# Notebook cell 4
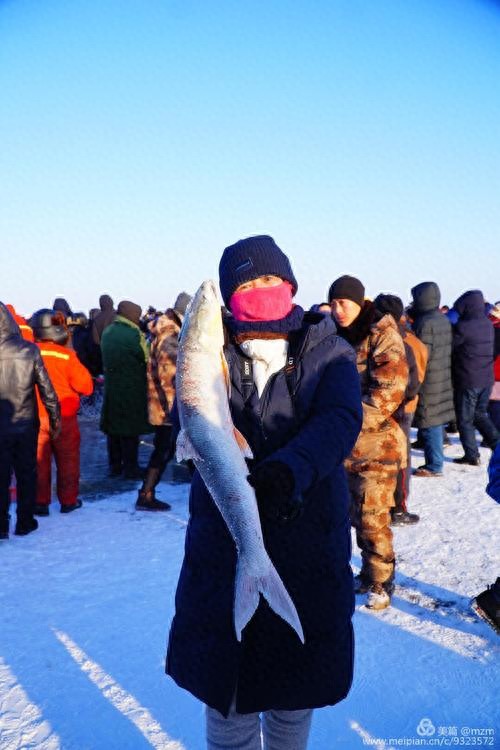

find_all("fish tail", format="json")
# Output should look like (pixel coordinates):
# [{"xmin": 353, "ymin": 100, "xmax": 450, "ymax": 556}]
[
  {"xmin": 234, "ymin": 560, "xmax": 305, "ymax": 644},
  {"xmin": 234, "ymin": 563, "xmax": 261, "ymax": 642}
]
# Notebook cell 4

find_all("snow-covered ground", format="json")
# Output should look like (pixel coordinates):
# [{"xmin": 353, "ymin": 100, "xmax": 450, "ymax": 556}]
[{"xmin": 1, "ymin": 435, "xmax": 499, "ymax": 750}]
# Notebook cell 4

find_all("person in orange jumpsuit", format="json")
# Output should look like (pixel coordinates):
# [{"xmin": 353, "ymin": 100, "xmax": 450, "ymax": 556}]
[
  {"xmin": 31, "ymin": 309, "xmax": 93, "ymax": 514},
  {"xmin": 6, "ymin": 304, "xmax": 34, "ymax": 341}
]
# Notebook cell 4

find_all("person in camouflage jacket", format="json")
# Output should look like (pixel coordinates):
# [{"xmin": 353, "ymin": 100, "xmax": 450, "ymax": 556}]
[
  {"xmin": 136, "ymin": 293, "xmax": 192, "ymax": 511},
  {"xmin": 329, "ymin": 276, "xmax": 408, "ymax": 610}
]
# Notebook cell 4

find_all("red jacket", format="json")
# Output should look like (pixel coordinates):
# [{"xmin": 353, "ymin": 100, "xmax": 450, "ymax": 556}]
[
  {"xmin": 6, "ymin": 304, "xmax": 34, "ymax": 342},
  {"xmin": 36, "ymin": 342, "xmax": 93, "ymax": 418}
]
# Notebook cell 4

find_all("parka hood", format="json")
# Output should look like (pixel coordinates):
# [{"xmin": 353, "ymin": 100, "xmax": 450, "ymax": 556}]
[
  {"xmin": 99, "ymin": 294, "xmax": 114, "ymax": 311},
  {"xmin": 0, "ymin": 302, "xmax": 21, "ymax": 344},
  {"xmin": 453, "ymin": 290, "xmax": 485, "ymax": 320},
  {"xmin": 411, "ymin": 282, "xmax": 441, "ymax": 314},
  {"xmin": 53, "ymin": 298, "xmax": 72, "ymax": 316}
]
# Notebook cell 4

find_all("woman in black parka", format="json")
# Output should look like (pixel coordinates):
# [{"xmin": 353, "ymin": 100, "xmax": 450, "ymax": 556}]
[{"xmin": 166, "ymin": 237, "xmax": 362, "ymax": 750}]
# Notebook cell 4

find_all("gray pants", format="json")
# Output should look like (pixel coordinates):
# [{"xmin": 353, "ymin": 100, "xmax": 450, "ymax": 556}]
[{"xmin": 206, "ymin": 701, "xmax": 313, "ymax": 750}]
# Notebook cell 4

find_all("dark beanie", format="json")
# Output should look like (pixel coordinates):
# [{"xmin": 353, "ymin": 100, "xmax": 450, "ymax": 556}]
[
  {"xmin": 218, "ymin": 235, "xmax": 298, "ymax": 306},
  {"xmin": 374, "ymin": 293, "xmax": 404, "ymax": 323},
  {"xmin": 327, "ymin": 275, "xmax": 365, "ymax": 307},
  {"xmin": 117, "ymin": 300, "xmax": 142, "ymax": 326}
]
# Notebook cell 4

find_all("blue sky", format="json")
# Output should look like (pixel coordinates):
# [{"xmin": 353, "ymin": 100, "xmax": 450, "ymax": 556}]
[{"xmin": 1, "ymin": 0, "xmax": 499, "ymax": 316}]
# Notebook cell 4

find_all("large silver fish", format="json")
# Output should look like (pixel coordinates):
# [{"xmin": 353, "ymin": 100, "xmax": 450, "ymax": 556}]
[{"xmin": 175, "ymin": 280, "xmax": 304, "ymax": 644}]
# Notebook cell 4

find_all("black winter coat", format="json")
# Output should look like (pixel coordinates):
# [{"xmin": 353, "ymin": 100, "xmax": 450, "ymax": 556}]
[
  {"xmin": 411, "ymin": 282, "xmax": 455, "ymax": 428},
  {"xmin": 166, "ymin": 313, "xmax": 363, "ymax": 716},
  {"xmin": 0, "ymin": 302, "xmax": 60, "ymax": 434},
  {"xmin": 452, "ymin": 290, "xmax": 495, "ymax": 391}
]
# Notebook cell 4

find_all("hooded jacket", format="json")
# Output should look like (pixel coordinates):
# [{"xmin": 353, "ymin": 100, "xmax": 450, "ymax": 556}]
[
  {"xmin": 0, "ymin": 302, "xmax": 60, "ymax": 434},
  {"xmin": 411, "ymin": 282, "xmax": 455, "ymax": 428},
  {"xmin": 52, "ymin": 298, "xmax": 72, "ymax": 318},
  {"xmin": 91, "ymin": 295, "xmax": 116, "ymax": 345},
  {"xmin": 452, "ymin": 290, "xmax": 495, "ymax": 390},
  {"xmin": 166, "ymin": 313, "xmax": 362, "ymax": 716}
]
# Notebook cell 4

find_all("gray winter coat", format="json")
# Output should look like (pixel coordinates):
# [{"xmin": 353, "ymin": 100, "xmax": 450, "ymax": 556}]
[{"xmin": 411, "ymin": 282, "xmax": 455, "ymax": 428}]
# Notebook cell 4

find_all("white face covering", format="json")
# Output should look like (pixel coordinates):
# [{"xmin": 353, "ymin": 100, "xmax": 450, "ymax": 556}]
[{"xmin": 239, "ymin": 338, "xmax": 289, "ymax": 397}]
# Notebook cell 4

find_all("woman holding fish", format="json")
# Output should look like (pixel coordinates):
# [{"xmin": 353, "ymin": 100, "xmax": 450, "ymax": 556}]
[{"xmin": 166, "ymin": 236, "xmax": 363, "ymax": 749}]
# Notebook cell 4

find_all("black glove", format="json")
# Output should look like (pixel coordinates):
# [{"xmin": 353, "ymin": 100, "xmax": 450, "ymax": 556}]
[{"xmin": 248, "ymin": 461, "xmax": 301, "ymax": 523}]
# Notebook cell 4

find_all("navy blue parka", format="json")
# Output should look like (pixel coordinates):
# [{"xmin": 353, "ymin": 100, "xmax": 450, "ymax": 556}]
[
  {"xmin": 166, "ymin": 313, "xmax": 363, "ymax": 716},
  {"xmin": 452, "ymin": 290, "xmax": 495, "ymax": 391}
]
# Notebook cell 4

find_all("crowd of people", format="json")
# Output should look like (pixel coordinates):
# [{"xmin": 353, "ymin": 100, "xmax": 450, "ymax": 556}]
[{"xmin": 0, "ymin": 235, "xmax": 498, "ymax": 749}]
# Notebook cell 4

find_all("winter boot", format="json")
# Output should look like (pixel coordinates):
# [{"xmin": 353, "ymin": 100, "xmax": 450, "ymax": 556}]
[
  {"xmin": 353, "ymin": 573, "xmax": 370, "ymax": 594},
  {"xmin": 14, "ymin": 517, "xmax": 38, "ymax": 536},
  {"xmin": 471, "ymin": 579, "xmax": 500, "ymax": 634},
  {"xmin": 391, "ymin": 510, "xmax": 420, "ymax": 526},
  {"xmin": 60, "ymin": 500, "xmax": 83, "ymax": 514},
  {"xmin": 136, "ymin": 489, "xmax": 171, "ymax": 512},
  {"xmin": 0, "ymin": 514, "xmax": 10, "ymax": 540},
  {"xmin": 413, "ymin": 466, "xmax": 443, "ymax": 477},
  {"xmin": 366, "ymin": 583, "xmax": 391, "ymax": 610},
  {"xmin": 34, "ymin": 503, "xmax": 50, "ymax": 516},
  {"xmin": 453, "ymin": 455, "xmax": 481, "ymax": 466}
]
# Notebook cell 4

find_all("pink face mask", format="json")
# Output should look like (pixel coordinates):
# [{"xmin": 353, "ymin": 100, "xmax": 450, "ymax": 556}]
[{"xmin": 230, "ymin": 281, "xmax": 294, "ymax": 322}]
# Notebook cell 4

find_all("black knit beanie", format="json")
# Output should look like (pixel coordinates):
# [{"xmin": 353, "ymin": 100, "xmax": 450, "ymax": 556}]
[
  {"xmin": 327, "ymin": 275, "xmax": 365, "ymax": 307},
  {"xmin": 117, "ymin": 300, "xmax": 142, "ymax": 326},
  {"xmin": 373, "ymin": 293, "xmax": 404, "ymax": 323},
  {"xmin": 218, "ymin": 235, "xmax": 298, "ymax": 306}
]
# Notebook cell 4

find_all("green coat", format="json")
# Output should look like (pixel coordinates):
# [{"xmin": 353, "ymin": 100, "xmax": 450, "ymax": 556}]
[{"xmin": 100, "ymin": 316, "xmax": 152, "ymax": 436}]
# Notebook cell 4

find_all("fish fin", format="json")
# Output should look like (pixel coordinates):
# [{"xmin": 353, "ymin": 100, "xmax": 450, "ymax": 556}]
[
  {"xmin": 259, "ymin": 563, "xmax": 305, "ymax": 644},
  {"xmin": 176, "ymin": 429, "xmax": 200, "ymax": 462},
  {"xmin": 233, "ymin": 560, "xmax": 305, "ymax": 644},
  {"xmin": 234, "ymin": 562, "xmax": 260, "ymax": 642},
  {"xmin": 233, "ymin": 428, "xmax": 253, "ymax": 459}
]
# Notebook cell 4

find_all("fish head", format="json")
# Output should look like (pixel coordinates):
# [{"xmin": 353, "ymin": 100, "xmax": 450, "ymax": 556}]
[{"xmin": 180, "ymin": 279, "xmax": 224, "ymax": 353}]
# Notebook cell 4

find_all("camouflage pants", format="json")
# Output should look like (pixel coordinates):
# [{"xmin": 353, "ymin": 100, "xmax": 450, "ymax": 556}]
[{"xmin": 347, "ymin": 469, "xmax": 397, "ymax": 587}]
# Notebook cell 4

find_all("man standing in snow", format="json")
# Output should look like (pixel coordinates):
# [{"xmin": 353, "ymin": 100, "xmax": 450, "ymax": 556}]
[
  {"xmin": 0, "ymin": 302, "xmax": 60, "ymax": 538},
  {"xmin": 410, "ymin": 282, "xmax": 455, "ymax": 477},
  {"xmin": 329, "ymin": 276, "xmax": 408, "ymax": 610},
  {"xmin": 100, "ymin": 300, "xmax": 151, "ymax": 479},
  {"xmin": 91, "ymin": 294, "xmax": 116, "ymax": 347},
  {"xmin": 31, "ymin": 309, "xmax": 93, "ymax": 515},
  {"xmin": 451, "ymin": 290, "xmax": 499, "ymax": 465},
  {"xmin": 136, "ymin": 292, "xmax": 192, "ymax": 511},
  {"xmin": 374, "ymin": 294, "xmax": 428, "ymax": 526}
]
